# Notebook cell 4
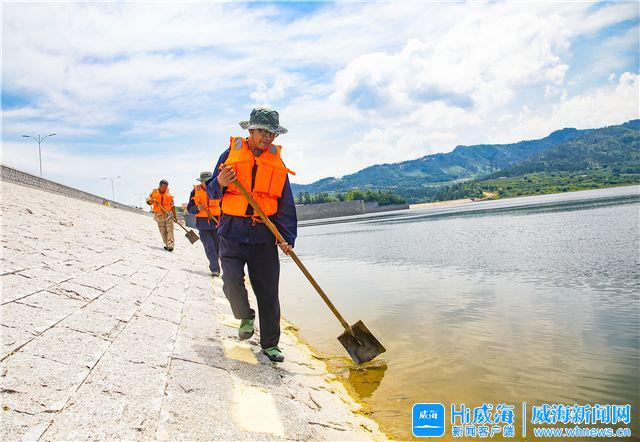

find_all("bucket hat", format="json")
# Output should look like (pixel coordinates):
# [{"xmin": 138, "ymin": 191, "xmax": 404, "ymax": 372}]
[
  {"xmin": 239, "ymin": 107, "xmax": 287, "ymax": 135},
  {"xmin": 197, "ymin": 171, "xmax": 212, "ymax": 182}
]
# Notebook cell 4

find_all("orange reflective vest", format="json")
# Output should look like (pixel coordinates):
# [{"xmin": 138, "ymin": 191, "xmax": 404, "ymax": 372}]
[
  {"xmin": 192, "ymin": 184, "xmax": 221, "ymax": 218},
  {"xmin": 150, "ymin": 189, "xmax": 174, "ymax": 214},
  {"xmin": 221, "ymin": 136, "xmax": 294, "ymax": 217}
]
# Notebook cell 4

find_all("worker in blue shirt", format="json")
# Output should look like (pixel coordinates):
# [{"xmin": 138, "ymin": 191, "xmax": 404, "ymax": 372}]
[
  {"xmin": 207, "ymin": 107, "xmax": 297, "ymax": 362},
  {"xmin": 186, "ymin": 171, "xmax": 221, "ymax": 276}
]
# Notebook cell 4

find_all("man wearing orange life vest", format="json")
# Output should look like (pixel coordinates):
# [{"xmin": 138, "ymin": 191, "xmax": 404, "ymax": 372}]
[
  {"xmin": 146, "ymin": 179, "xmax": 177, "ymax": 252},
  {"xmin": 208, "ymin": 107, "xmax": 297, "ymax": 363},
  {"xmin": 187, "ymin": 171, "xmax": 221, "ymax": 276}
]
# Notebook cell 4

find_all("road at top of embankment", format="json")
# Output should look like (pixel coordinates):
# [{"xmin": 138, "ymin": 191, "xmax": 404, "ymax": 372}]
[{"xmin": 0, "ymin": 180, "xmax": 385, "ymax": 441}]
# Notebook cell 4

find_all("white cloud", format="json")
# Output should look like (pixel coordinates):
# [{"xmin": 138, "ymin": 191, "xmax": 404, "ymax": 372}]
[
  {"xmin": 1, "ymin": 1, "xmax": 638, "ymax": 197},
  {"xmin": 509, "ymin": 72, "xmax": 640, "ymax": 139}
]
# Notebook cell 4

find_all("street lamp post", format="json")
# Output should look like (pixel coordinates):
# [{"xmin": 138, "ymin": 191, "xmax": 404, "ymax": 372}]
[
  {"xmin": 21, "ymin": 133, "xmax": 56, "ymax": 177},
  {"xmin": 134, "ymin": 192, "xmax": 144, "ymax": 208},
  {"xmin": 102, "ymin": 176, "xmax": 122, "ymax": 201}
]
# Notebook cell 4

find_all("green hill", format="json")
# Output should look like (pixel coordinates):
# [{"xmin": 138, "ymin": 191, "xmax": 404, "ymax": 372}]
[
  {"xmin": 432, "ymin": 120, "xmax": 640, "ymax": 201},
  {"xmin": 292, "ymin": 120, "xmax": 639, "ymax": 203},
  {"xmin": 490, "ymin": 120, "xmax": 640, "ymax": 178},
  {"xmin": 292, "ymin": 127, "xmax": 588, "ymax": 198}
]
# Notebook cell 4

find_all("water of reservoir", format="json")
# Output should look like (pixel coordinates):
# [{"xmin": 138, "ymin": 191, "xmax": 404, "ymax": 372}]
[{"xmin": 278, "ymin": 186, "xmax": 640, "ymax": 440}]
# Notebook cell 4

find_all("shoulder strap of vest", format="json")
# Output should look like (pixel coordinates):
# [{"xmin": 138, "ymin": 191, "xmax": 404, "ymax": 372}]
[
  {"xmin": 267, "ymin": 144, "xmax": 280, "ymax": 156},
  {"xmin": 258, "ymin": 144, "xmax": 296, "ymax": 176},
  {"xmin": 230, "ymin": 136, "xmax": 245, "ymax": 151}
]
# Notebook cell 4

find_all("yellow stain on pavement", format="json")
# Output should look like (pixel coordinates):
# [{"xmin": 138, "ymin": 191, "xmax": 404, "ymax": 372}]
[
  {"xmin": 220, "ymin": 313, "xmax": 240, "ymax": 328},
  {"xmin": 232, "ymin": 383, "xmax": 285, "ymax": 437},
  {"xmin": 223, "ymin": 339, "xmax": 257, "ymax": 365}
]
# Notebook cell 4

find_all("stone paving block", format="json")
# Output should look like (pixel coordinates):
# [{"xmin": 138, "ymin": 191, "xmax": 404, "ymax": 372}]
[
  {"xmin": 71, "ymin": 253, "xmax": 118, "ymax": 271},
  {"xmin": 177, "ymin": 307, "xmax": 219, "ymax": 341},
  {"xmin": 0, "ymin": 302, "xmax": 65, "ymax": 335},
  {"xmin": 0, "ymin": 409, "xmax": 52, "ymax": 441},
  {"xmin": 104, "ymin": 280, "xmax": 151, "ymax": 305},
  {"xmin": 42, "ymin": 360, "xmax": 167, "ymax": 440},
  {"xmin": 60, "ymin": 308, "xmax": 127, "ymax": 341},
  {"xmin": 0, "ymin": 258, "xmax": 26, "ymax": 276},
  {"xmin": 140, "ymin": 298, "xmax": 183, "ymax": 325},
  {"xmin": 1, "ymin": 244, "xmax": 35, "ymax": 265},
  {"xmin": 187, "ymin": 276, "xmax": 214, "ymax": 292},
  {"xmin": 17, "ymin": 266, "xmax": 72, "ymax": 285},
  {"xmin": 128, "ymin": 312, "xmax": 180, "ymax": 340},
  {"xmin": 0, "ymin": 352, "xmax": 89, "ymax": 415},
  {"xmin": 155, "ymin": 291, "xmax": 187, "ymax": 310},
  {"xmin": 107, "ymin": 326, "xmax": 174, "ymax": 368},
  {"xmin": 171, "ymin": 333, "xmax": 226, "ymax": 370},
  {"xmin": 41, "ymin": 395, "xmax": 156, "ymax": 440},
  {"xmin": 42, "ymin": 246, "xmax": 78, "ymax": 260},
  {"xmin": 127, "ymin": 270, "xmax": 165, "ymax": 289},
  {"xmin": 23, "ymin": 327, "xmax": 111, "ymax": 369},
  {"xmin": 70, "ymin": 270, "xmax": 121, "ymax": 292},
  {"xmin": 22, "ymin": 260, "xmax": 84, "ymax": 282},
  {"xmin": 1, "ymin": 324, "xmax": 36, "ymax": 359},
  {"xmin": 48, "ymin": 280, "xmax": 103, "ymax": 302},
  {"xmin": 0, "ymin": 273, "xmax": 51, "ymax": 303},
  {"xmin": 99, "ymin": 260, "xmax": 138, "ymax": 278},
  {"xmin": 88, "ymin": 293, "xmax": 140, "ymax": 323},
  {"xmin": 155, "ymin": 358, "xmax": 239, "ymax": 441},
  {"xmin": 17, "ymin": 290, "xmax": 86, "ymax": 316}
]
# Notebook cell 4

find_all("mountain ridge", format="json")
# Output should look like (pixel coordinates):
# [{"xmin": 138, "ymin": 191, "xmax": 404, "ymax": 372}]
[
  {"xmin": 292, "ymin": 126, "xmax": 592, "ymax": 194},
  {"xmin": 291, "ymin": 120, "xmax": 637, "ymax": 202}
]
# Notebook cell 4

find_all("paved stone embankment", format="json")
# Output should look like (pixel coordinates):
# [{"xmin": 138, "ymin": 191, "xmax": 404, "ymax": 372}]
[{"xmin": 0, "ymin": 181, "xmax": 386, "ymax": 441}]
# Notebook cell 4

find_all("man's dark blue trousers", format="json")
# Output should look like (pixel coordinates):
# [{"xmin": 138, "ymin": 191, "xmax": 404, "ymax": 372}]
[
  {"xmin": 219, "ymin": 236, "xmax": 280, "ymax": 349},
  {"xmin": 200, "ymin": 229, "xmax": 220, "ymax": 273}
]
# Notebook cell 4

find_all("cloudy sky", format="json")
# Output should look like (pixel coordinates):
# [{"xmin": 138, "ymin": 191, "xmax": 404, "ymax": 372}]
[{"xmin": 2, "ymin": 1, "xmax": 638, "ymax": 205}]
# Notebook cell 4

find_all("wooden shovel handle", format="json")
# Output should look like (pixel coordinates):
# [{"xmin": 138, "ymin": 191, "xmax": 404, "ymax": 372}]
[
  {"xmin": 157, "ymin": 204, "xmax": 190, "ymax": 234},
  {"xmin": 232, "ymin": 179, "xmax": 352, "ymax": 332}
]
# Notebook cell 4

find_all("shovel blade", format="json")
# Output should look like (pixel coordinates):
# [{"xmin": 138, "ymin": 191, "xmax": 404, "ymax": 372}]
[
  {"xmin": 185, "ymin": 230, "xmax": 200, "ymax": 244},
  {"xmin": 337, "ymin": 320, "xmax": 386, "ymax": 364}
]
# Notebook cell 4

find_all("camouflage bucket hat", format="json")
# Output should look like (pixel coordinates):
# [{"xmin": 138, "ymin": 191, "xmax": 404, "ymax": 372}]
[
  {"xmin": 239, "ymin": 107, "xmax": 288, "ymax": 135},
  {"xmin": 197, "ymin": 171, "xmax": 212, "ymax": 182}
]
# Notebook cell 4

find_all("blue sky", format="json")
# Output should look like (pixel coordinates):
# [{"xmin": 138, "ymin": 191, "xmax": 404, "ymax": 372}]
[{"xmin": 2, "ymin": 1, "xmax": 638, "ymax": 205}]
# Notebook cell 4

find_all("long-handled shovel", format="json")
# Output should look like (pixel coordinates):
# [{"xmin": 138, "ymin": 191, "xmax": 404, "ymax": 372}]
[
  {"xmin": 233, "ymin": 179, "xmax": 386, "ymax": 364},
  {"xmin": 157, "ymin": 204, "xmax": 200, "ymax": 244}
]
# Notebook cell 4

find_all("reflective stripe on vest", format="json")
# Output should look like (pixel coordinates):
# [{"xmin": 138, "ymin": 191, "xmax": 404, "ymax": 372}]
[
  {"xmin": 193, "ymin": 185, "xmax": 221, "ymax": 218},
  {"xmin": 150, "ymin": 189, "xmax": 174, "ymax": 213},
  {"xmin": 221, "ymin": 136, "xmax": 294, "ymax": 217}
]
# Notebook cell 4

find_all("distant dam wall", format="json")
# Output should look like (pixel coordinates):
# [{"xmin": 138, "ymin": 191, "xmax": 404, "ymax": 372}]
[
  {"xmin": 364, "ymin": 201, "xmax": 411, "ymax": 213},
  {"xmin": 296, "ymin": 200, "xmax": 409, "ymax": 221},
  {"xmin": 184, "ymin": 200, "xmax": 408, "ymax": 224},
  {"xmin": 0, "ymin": 164, "xmax": 147, "ymax": 215}
]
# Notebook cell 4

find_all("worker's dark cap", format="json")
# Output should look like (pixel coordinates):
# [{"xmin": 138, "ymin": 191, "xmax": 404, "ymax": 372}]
[{"xmin": 159, "ymin": 179, "xmax": 169, "ymax": 185}]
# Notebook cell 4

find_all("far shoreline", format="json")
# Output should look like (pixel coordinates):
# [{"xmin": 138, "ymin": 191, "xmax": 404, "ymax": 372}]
[{"xmin": 299, "ymin": 183, "xmax": 639, "ymax": 227}]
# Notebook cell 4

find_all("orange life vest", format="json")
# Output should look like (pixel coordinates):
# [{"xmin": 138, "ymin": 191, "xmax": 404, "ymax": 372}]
[
  {"xmin": 221, "ymin": 136, "xmax": 294, "ymax": 217},
  {"xmin": 150, "ymin": 189, "xmax": 174, "ymax": 214},
  {"xmin": 192, "ymin": 184, "xmax": 221, "ymax": 218}
]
